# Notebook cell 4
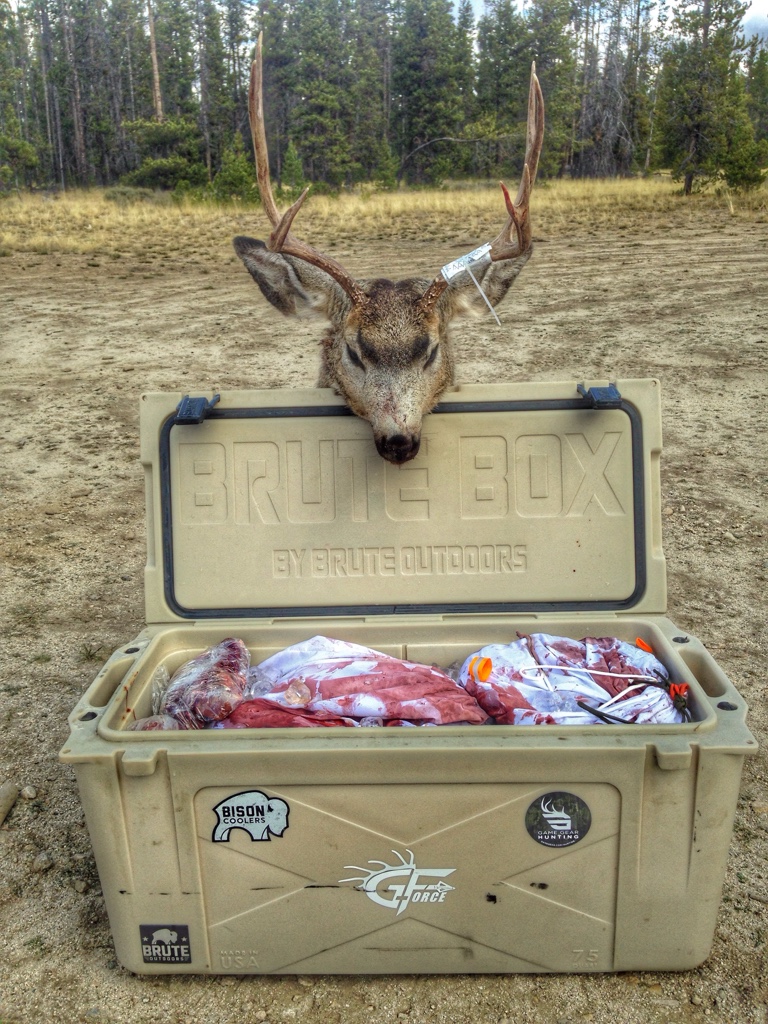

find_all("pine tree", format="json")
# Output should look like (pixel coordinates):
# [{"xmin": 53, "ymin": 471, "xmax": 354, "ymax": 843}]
[
  {"xmin": 476, "ymin": 0, "xmax": 526, "ymax": 127},
  {"xmin": 104, "ymin": 0, "xmax": 155, "ymax": 174},
  {"xmin": 523, "ymin": 0, "xmax": 576, "ymax": 177},
  {"xmin": 475, "ymin": 0, "xmax": 527, "ymax": 177},
  {"xmin": 454, "ymin": 0, "xmax": 475, "ymax": 126},
  {"xmin": 221, "ymin": 0, "xmax": 250, "ymax": 140},
  {"xmin": 656, "ymin": 0, "xmax": 763, "ymax": 192},
  {"xmin": 392, "ymin": 0, "xmax": 463, "ymax": 184},
  {"xmin": 154, "ymin": 0, "xmax": 197, "ymax": 117},
  {"xmin": 280, "ymin": 138, "xmax": 305, "ymax": 195},
  {"xmin": 257, "ymin": 0, "xmax": 296, "ymax": 186},
  {"xmin": 194, "ymin": 0, "xmax": 231, "ymax": 179},
  {"xmin": 745, "ymin": 36, "xmax": 768, "ymax": 145},
  {"xmin": 212, "ymin": 129, "xmax": 257, "ymax": 199},
  {"xmin": 0, "ymin": 3, "xmax": 31, "ymax": 189},
  {"xmin": 347, "ymin": 0, "xmax": 392, "ymax": 183},
  {"xmin": 289, "ymin": 0, "xmax": 354, "ymax": 187}
]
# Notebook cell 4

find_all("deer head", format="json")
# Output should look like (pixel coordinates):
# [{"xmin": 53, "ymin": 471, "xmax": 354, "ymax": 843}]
[{"xmin": 234, "ymin": 34, "xmax": 544, "ymax": 464}]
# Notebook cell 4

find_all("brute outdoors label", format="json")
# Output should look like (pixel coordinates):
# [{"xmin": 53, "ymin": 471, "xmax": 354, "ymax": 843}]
[
  {"xmin": 525, "ymin": 792, "xmax": 592, "ymax": 848},
  {"xmin": 140, "ymin": 924, "xmax": 192, "ymax": 964}
]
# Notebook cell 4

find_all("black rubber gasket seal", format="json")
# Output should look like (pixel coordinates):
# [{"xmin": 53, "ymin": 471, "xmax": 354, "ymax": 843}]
[{"xmin": 158, "ymin": 397, "xmax": 646, "ymax": 619}]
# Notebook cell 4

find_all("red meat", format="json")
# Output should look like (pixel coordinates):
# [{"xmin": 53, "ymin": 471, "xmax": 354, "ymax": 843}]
[
  {"xmin": 217, "ymin": 699, "xmax": 357, "ymax": 729},
  {"xmin": 160, "ymin": 637, "xmax": 249, "ymax": 728}
]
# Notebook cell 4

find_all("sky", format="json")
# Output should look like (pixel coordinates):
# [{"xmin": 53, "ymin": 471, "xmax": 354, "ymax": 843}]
[
  {"xmin": 744, "ymin": 0, "xmax": 768, "ymax": 38},
  {"xmin": 465, "ymin": 0, "xmax": 768, "ymax": 40}
]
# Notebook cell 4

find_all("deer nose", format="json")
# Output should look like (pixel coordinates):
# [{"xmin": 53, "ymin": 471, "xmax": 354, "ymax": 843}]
[{"xmin": 376, "ymin": 433, "xmax": 421, "ymax": 464}]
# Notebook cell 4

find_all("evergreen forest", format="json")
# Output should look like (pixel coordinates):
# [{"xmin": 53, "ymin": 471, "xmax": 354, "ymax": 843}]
[{"xmin": 1, "ymin": 0, "xmax": 767, "ymax": 198}]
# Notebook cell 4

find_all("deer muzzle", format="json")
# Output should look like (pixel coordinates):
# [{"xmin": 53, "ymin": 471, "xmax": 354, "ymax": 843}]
[{"xmin": 375, "ymin": 432, "xmax": 421, "ymax": 464}]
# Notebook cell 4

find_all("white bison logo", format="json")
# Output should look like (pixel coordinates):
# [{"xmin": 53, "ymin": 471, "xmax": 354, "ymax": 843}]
[
  {"xmin": 212, "ymin": 790, "xmax": 290, "ymax": 842},
  {"xmin": 151, "ymin": 928, "xmax": 177, "ymax": 945}
]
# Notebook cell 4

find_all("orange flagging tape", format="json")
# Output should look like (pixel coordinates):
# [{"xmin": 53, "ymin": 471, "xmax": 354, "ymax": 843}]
[{"xmin": 468, "ymin": 656, "xmax": 493, "ymax": 682}]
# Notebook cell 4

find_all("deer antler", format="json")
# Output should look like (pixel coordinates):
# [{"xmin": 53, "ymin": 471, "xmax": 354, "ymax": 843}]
[
  {"xmin": 419, "ymin": 63, "xmax": 545, "ymax": 314},
  {"xmin": 249, "ymin": 33, "xmax": 367, "ymax": 307}
]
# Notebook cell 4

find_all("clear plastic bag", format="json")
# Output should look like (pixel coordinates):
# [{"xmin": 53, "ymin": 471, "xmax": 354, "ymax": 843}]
[
  {"xmin": 129, "ymin": 714, "xmax": 181, "ymax": 731},
  {"xmin": 458, "ymin": 633, "xmax": 684, "ymax": 725},
  {"xmin": 160, "ymin": 638, "xmax": 250, "ymax": 729},
  {"xmin": 213, "ymin": 699, "xmax": 358, "ymax": 729},
  {"xmin": 150, "ymin": 664, "xmax": 170, "ymax": 716},
  {"xmin": 228, "ymin": 636, "xmax": 488, "ymax": 727}
]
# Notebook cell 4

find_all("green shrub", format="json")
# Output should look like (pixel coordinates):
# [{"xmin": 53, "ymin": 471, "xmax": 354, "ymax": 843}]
[
  {"xmin": 211, "ymin": 136, "xmax": 259, "ymax": 203},
  {"xmin": 103, "ymin": 185, "xmax": 158, "ymax": 205},
  {"xmin": 122, "ymin": 156, "xmax": 208, "ymax": 190}
]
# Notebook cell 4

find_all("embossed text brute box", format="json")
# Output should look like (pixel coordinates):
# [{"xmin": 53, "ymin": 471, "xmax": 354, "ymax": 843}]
[{"xmin": 60, "ymin": 381, "xmax": 756, "ymax": 975}]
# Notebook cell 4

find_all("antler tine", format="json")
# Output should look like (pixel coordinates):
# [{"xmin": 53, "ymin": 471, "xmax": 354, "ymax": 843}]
[
  {"xmin": 518, "ymin": 61, "xmax": 544, "ymax": 199},
  {"xmin": 249, "ymin": 34, "xmax": 281, "ymax": 229},
  {"xmin": 419, "ymin": 63, "xmax": 544, "ymax": 315},
  {"xmin": 248, "ymin": 33, "xmax": 367, "ymax": 306},
  {"xmin": 490, "ymin": 63, "xmax": 544, "ymax": 261}
]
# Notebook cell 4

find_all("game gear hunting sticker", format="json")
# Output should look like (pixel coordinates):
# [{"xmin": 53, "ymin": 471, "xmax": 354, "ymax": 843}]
[
  {"xmin": 525, "ymin": 791, "xmax": 592, "ymax": 848},
  {"xmin": 140, "ymin": 924, "xmax": 192, "ymax": 964}
]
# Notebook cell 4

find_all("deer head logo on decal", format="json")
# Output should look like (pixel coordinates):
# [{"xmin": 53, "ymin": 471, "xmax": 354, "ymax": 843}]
[{"xmin": 234, "ymin": 34, "xmax": 544, "ymax": 464}]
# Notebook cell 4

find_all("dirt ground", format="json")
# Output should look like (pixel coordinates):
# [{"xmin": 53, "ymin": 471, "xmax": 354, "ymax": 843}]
[{"xmin": 0, "ymin": 216, "xmax": 767, "ymax": 1024}]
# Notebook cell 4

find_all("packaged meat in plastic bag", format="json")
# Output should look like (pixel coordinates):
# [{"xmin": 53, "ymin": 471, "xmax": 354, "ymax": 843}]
[
  {"xmin": 150, "ymin": 665, "xmax": 170, "ymax": 715},
  {"xmin": 160, "ymin": 638, "xmax": 249, "ymax": 729},
  {"xmin": 459, "ymin": 633, "xmax": 684, "ymax": 725},
  {"xmin": 129, "ymin": 714, "xmax": 182, "ymax": 731},
  {"xmin": 239, "ymin": 635, "xmax": 488, "ymax": 726},
  {"xmin": 214, "ymin": 699, "xmax": 358, "ymax": 729}
]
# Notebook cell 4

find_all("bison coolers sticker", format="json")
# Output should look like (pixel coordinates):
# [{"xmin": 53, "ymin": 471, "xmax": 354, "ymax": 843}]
[
  {"xmin": 211, "ymin": 790, "xmax": 290, "ymax": 842},
  {"xmin": 140, "ymin": 925, "xmax": 192, "ymax": 964},
  {"xmin": 525, "ymin": 792, "xmax": 592, "ymax": 848},
  {"xmin": 340, "ymin": 849, "xmax": 456, "ymax": 915}
]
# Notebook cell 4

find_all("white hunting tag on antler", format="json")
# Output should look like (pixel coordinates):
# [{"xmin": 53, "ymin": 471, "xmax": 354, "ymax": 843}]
[{"xmin": 440, "ymin": 242, "xmax": 493, "ymax": 283}]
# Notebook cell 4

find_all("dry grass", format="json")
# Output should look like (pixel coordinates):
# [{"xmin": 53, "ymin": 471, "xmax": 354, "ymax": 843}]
[{"xmin": 1, "ymin": 176, "xmax": 766, "ymax": 258}]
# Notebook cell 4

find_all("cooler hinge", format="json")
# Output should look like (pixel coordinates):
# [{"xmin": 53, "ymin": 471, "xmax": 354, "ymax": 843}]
[
  {"xmin": 576, "ymin": 382, "xmax": 622, "ymax": 408},
  {"xmin": 175, "ymin": 392, "xmax": 220, "ymax": 425}
]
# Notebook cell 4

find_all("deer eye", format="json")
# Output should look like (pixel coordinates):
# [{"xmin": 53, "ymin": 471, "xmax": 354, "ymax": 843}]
[
  {"xmin": 346, "ymin": 344, "xmax": 365, "ymax": 371},
  {"xmin": 424, "ymin": 345, "xmax": 439, "ymax": 369}
]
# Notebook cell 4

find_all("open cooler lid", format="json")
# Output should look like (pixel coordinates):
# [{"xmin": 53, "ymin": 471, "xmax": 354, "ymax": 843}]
[{"xmin": 140, "ymin": 380, "xmax": 666, "ymax": 623}]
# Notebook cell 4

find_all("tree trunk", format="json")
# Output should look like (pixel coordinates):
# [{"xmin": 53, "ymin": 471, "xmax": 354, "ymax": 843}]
[
  {"xmin": 52, "ymin": 84, "xmax": 66, "ymax": 190},
  {"xmin": 60, "ymin": 0, "xmax": 88, "ymax": 183},
  {"xmin": 125, "ymin": 29, "xmax": 137, "ymax": 122},
  {"xmin": 147, "ymin": 0, "xmax": 164, "ymax": 121},
  {"xmin": 196, "ymin": 0, "xmax": 212, "ymax": 180},
  {"xmin": 37, "ymin": 6, "xmax": 55, "ymax": 184}
]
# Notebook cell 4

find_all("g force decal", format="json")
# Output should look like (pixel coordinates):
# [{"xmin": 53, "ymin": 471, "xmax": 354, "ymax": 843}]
[
  {"xmin": 211, "ymin": 790, "xmax": 290, "ymax": 842},
  {"xmin": 140, "ymin": 924, "xmax": 192, "ymax": 964},
  {"xmin": 340, "ymin": 849, "xmax": 456, "ymax": 915},
  {"xmin": 525, "ymin": 791, "xmax": 592, "ymax": 848}
]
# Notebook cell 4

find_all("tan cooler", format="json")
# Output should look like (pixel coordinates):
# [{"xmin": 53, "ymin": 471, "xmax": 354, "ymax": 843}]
[{"xmin": 60, "ymin": 380, "xmax": 757, "ymax": 975}]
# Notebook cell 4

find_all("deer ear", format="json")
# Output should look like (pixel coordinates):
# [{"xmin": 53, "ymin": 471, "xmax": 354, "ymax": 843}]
[
  {"xmin": 437, "ymin": 286, "xmax": 481, "ymax": 321},
  {"xmin": 234, "ymin": 236, "xmax": 312, "ymax": 316},
  {"xmin": 233, "ymin": 236, "xmax": 347, "ymax": 319}
]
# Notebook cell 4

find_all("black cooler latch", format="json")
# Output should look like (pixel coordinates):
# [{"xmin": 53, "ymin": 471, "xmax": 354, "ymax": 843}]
[
  {"xmin": 175, "ymin": 393, "xmax": 221, "ymax": 424},
  {"xmin": 576, "ymin": 382, "xmax": 622, "ymax": 408}
]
